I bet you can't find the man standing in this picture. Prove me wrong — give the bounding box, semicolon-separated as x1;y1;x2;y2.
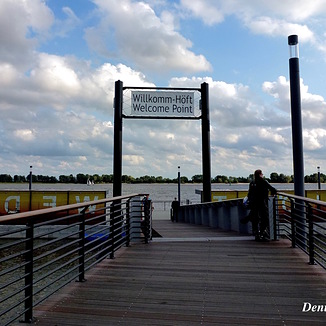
248;170;277;241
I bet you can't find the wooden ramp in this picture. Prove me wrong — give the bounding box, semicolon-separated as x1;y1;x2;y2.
31;220;326;325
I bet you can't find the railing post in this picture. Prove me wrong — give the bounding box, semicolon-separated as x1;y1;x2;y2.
126;199;130;247
273;196;277;241
307;204;315;265
77;208;86;282
290;199;296;248
150;201;153;241
143;200;151;244
23;221;35;323
109;202;116;259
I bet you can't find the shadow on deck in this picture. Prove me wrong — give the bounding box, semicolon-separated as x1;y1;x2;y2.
32;220;326;325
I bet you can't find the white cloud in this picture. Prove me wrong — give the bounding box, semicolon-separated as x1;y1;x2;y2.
179;0;225;25
258;127;286;144
31;53;81;94
263;76;326;129
0;28;155;176
14;129;35;141
245;17;314;42
0;0;53;68
86;0;211;73
53;6;81;37
124;155;145;166
0;63;18;85
234;0;326;22
179;0;325;47
180;0;326;23
262;76;290;111
303;129;326;151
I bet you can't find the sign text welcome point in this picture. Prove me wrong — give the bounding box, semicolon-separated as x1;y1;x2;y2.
131;91;195;117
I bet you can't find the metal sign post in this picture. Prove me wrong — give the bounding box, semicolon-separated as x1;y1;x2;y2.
113;80;123;198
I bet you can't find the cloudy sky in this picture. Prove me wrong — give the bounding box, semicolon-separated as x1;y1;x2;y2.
1;0;326;179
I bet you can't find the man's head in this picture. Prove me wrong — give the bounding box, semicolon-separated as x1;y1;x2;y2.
254;169;263;180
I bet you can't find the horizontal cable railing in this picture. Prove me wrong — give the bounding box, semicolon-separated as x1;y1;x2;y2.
275;192;326;269
0;194;152;326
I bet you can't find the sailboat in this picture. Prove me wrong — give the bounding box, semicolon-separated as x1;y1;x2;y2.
87;178;95;185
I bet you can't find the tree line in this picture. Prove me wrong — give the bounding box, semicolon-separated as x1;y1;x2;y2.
0;172;325;184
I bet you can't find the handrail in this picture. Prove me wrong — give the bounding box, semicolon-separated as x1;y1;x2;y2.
275;192;326;270
277;191;326;206
0;193;152;326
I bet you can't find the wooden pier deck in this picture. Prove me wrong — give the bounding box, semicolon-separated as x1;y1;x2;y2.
31;220;326;325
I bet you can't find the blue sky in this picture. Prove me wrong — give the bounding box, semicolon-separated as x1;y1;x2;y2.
1;0;326;180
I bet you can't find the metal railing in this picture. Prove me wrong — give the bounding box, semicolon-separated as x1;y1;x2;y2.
0;194;151;326
275;192;326;269
178;198;252;234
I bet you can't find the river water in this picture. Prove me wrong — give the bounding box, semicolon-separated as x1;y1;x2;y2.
0;182;323;203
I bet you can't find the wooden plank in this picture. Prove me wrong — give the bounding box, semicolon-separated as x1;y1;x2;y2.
31;220;326;325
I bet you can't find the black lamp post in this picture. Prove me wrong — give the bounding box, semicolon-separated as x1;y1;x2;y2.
288;35;305;198
29;165;32;211
288;34;305;243
177;166;181;204
29;165;32;191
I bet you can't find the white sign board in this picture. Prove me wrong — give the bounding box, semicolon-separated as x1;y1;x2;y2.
131;91;195;117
